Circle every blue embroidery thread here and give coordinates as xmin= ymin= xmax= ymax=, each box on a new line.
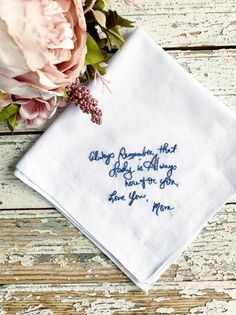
xmin=88 ymin=143 xmax=179 ymax=216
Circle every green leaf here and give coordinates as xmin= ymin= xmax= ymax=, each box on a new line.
xmin=93 ymin=63 xmax=106 ymax=76
xmin=61 ymin=87 xmax=68 ymax=98
xmin=106 ymin=10 xmax=119 ymax=28
xmin=7 ymin=113 xmax=17 ymax=133
xmin=117 ymin=15 xmax=134 ymax=28
xmin=85 ymin=33 xmax=105 ymax=65
xmin=108 ymin=27 xmax=124 ymax=42
xmin=93 ymin=0 xmax=105 ymax=10
xmin=106 ymin=10 xmax=134 ymax=29
xmin=0 ymin=103 xmax=19 ymax=124
xmin=93 ymin=10 xmax=106 ymax=28
xmin=105 ymin=27 xmax=124 ymax=50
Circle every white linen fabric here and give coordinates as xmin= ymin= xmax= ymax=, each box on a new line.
xmin=14 ymin=26 xmax=236 ymax=292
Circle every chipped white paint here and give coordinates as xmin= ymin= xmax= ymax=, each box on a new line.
xmin=58 ymin=296 xmax=81 ymax=304
xmin=0 ymin=283 xmax=134 ymax=295
xmin=0 ymin=205 xmax=235 ymax=284
xmin=15 ymin=305 xmax=53 ymax=315
xmin=89 ymin=255 xmax=112 ymax=268
xmin=187 ymin=299 xmax=229 ymax=315
xmin=154 ymin=297 xmax=170 ymax=303
xmin=73 ymin=300 xmax=90 ymax=312
xmin=179 ymin=287 xmax=207 ymax=299
xmin=113 ymin=0 xmax=236 ymax=15
xmin=0 ymin=281 xmax=233 ymax=295
xmin=156 ymin=307 xmax=175 ymax=314
xmin=226 ymin=300 xmax=236 ymax=315
xmin=73 ymin=298 xmax=144 ymax=315
xmin=9 ymin=254 xmax=34 ymax=267
xmin=31 ymin=229 xmax=57 ymax=236
xmin=54 ymin=255 xmax=68 ymax=268
xmin=0 ymin=253 xmax=34 ymax=267
xmin=0 ymin=295 xmax=6 ymax=315
xmin=216 ymin=288 xmax=236 ymax=315
xmin=0 ymin=307 xmax=6 ymax=315
xmin=0 ymin=281 xmax=235 ymax=314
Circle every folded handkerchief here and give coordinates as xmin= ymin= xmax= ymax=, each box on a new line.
xmin=14 ymin=26 xmax=236 ymax=292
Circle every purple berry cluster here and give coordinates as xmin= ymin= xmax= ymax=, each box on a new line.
xmin=66 ymin=79 xmax=102 ymax=125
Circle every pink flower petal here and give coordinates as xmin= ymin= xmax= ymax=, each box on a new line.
xmin=25 ymin=116 xmax=47 ymax=127
xmin=0 ymin=1 xmax=48 ymax=71
xmin=0 ymin=73 xmax=58 ymax=99
xmin=19 ymin=100 xmax=46 ymax=120
xmin=0 ymin=19 xmax=29 ymax=78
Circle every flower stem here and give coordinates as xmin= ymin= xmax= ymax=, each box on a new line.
xmin=84 ymin=0 xmax=96 ymax=14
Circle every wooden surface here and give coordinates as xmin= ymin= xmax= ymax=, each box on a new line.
xmin=0 ymin=1 xmax=236 ymax=314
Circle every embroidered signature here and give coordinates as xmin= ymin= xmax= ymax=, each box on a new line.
xmin=89 ymin=143 xmax=178 ymax=216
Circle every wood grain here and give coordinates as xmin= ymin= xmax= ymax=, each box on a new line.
xmin=0 ymin=281 xmax=236 ymax=314
xmin=1 ymin=1 xmax=236 ymax=313
xmin=113 ymin=0 xmax=236 ymax=49
xmin=113 ymin=0 xmax=236 ymax=15
xmin=0 ymin=205 xmax=235 ymax=314
xmin=0 ymin=205 xmax=235 ymax=285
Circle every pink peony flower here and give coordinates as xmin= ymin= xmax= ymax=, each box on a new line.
xmin=0 ymin=0 xmax=87 ymax=100
xmin=16 ymin=97 xmax=62 ymax=126
xmin=0 ymin=92 xmax=12 ymax=111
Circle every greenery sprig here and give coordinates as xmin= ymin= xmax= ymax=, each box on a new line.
xmin=83 ymin=0 xmax=134 ymax=83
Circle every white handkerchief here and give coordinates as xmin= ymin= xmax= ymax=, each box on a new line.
xmin=14 ymin=26 xmax=236 ymax=292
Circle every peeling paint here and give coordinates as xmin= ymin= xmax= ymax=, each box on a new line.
xmin=54 ymin=255 xmax=68 ymax=268
xmin=0 ymin=253 xmax=34 ymax=267
xmin=0 ymin=306 xmax=7 ymax=315
xmin=179 ymin=287 xmax=207 ymax=298
xmin=187 ymin=300 xmax=229 ymax=315
xmin=73 ymin=298 xmax=143 ymax=315
xmin=153 ymin=297 xmax=170 ymax=302
xmin=31 ymin=229 xmax=57 ymax=236
xmin=89 ymin=255 xmax=112 ymax=267
xmin=156 ymin=307 xmax=175 ymax=314
xmin=15 ymin=305 xmax=53 ymax=315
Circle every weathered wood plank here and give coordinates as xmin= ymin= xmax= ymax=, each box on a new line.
xmin=0 ymin=205 xmax=235 ymax=286
xmin=0 ymin=3 xmax=235 ymax=314
xmin=0 ymin=281 xmax=235 ymax=314
xmin=114 ymin=1 xmax=236 ymax=48
xmin=130 ymin=13 xmax=236 ymax=48
xmin=113 ymin=0 xmax=236 ymax=15
xmin=0 ymin=49 xmax=235 ymax=134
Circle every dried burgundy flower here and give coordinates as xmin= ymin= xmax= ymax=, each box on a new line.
xmin=66 ymin=79 xmax=102 ymax=125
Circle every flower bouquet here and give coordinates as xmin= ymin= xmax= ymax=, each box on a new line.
xmin=0 ymin=0 xmax=134 ymax=131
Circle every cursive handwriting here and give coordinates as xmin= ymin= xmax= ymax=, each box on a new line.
xmin=108 ymin=191 xmax=126 ymax=203
xmin=89 ymin=150 xmax=115 ymax=165
xmin=159 ymin=143 xmax=178 ymax=154
xmin=89 ymin=143 xmax=179 ymax=216
xmin=125 ymin=176 xmax=158 ymax=190
xmin=118 ymin=146 xmax=154 ymax=161
xmin=109 ymin=160 xmax=135 ymax=180
xmin=128 ymin=190 xmax=147 ymax=206
xmin=152 ymin=201 xmax=174 ymax=216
